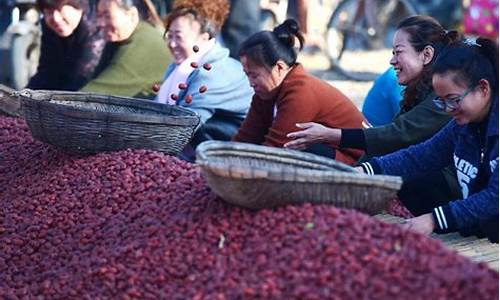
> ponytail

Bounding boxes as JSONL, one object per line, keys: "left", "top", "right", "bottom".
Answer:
{"left": 433, "top": 37, "right": 498, "bottom": 96}
{"left": 273, "top": 19, "right": 305, "bottom": 51}
{"left": 477, "top": 38, "right": 499, "bottom": 93}
{"left": 239, "top": 19, "right": 304, "bottom": 68}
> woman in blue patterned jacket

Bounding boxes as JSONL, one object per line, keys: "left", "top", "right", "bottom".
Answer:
{"left": 359, "top": 38, "right": 499, "bottom": 243}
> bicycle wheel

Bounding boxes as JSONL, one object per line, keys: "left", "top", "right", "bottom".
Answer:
{"left": 325, "top": 0, "right": 417, "bottom": 81}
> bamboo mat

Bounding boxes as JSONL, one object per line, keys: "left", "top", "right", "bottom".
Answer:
{"left": 375, "top": 214, "right": 499, "bottom": 271}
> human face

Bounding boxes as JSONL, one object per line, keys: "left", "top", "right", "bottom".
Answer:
{"left": 43, "top": 4, "right": 83, "bottom": 37}
{"left": 165, "top": 15, "right": 207, "bottom": 65}
{"left": 390, "top": 29, "right": 429, "bottom": 85}
{"left": 97, "top": 0, "right": 138, "bottom": 42}
{"left": 432, "top": 72, "right": 492, "bottom": 125}
{"left": 240, "top": 56, "right": 285, "bottom": 100}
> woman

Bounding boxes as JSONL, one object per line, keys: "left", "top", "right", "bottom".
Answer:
{"left": 80, "top": 0, "right": 172, "bottom": 99}
{"left": 359, "top": 38, "right": 498, "bottom": 242}
{"left": 27, "top": 0, "right": 106, "bottom": 91}
{"left": 232, "top": 19, "right": 366, "bottom": 166}
{"left": 285, "top": 16, "right": 463, "bottom": 207}
{"left": 157, "top": 0, "right": 253, "bottom": 158}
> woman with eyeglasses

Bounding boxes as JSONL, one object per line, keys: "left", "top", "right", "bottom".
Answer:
{"left": 285, "top": 16, "right": 464, "bottom": 213}
{"left": 357, "top": 38, "right": 498, "bottom": 242}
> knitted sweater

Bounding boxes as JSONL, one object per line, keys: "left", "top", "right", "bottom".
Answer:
{"left": 233, "top": 64, "right": 366, "bottom": 165}
{"left": 81, "top": 22, "right": 172, "bottom": 99}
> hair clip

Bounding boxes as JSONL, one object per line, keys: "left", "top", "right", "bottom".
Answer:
{"left": 464, "top": 38, "right": 481, "bottom": 47}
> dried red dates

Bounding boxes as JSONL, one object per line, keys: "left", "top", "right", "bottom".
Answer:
{"left": 0, "top": 116, "right": 497, "bottom": 299}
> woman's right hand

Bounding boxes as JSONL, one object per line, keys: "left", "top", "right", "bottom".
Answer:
{"left": 284, "top": 122, "right": 341, "bottom": 150}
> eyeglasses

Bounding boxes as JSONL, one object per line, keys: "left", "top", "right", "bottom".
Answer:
{"left": 433, "top": 88, "right": 473, "bottom": 111}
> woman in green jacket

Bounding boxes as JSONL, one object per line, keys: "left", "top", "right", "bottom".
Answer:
{"left": 285, "top": 16, "right": 463, "bottom": 214}
{"left": 80, "top": 0, "right": 172, "bottom": 99}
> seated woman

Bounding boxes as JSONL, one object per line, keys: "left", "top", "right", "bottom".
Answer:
{"left": 232, "top": 19, "right": 366, "bottom": 166}
{"left": 80, "top": 0, "right": 172, "bottom": 99}
{"left": 286, "top": 16, "right": 464, "bottom": 209}
{"left": 358, "top": 38, "right": 499, "bottom": 242}
{"left": 157, "top": 0, "right": 253, "bottom": 159}
{"left": 27, "top": 0, "right": 106, "bottom": 91}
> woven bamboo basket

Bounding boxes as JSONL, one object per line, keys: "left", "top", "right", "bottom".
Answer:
{"left": 0, "top": 84, "right": 20, "bottom": 117}
{"left": 196, "top": 141, "right": 403, "bottom": 214}
{"left": 18, "top": 89, "right": 200, "bottom": 155}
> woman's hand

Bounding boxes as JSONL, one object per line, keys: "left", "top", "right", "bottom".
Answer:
{"left": 284, "top": 123, "right": 341, "bottom": 150}
{"left": 354, "top": 166, "right": 364, "bottom": 173}
{"left": 400, "top": 213, "right": 436, "bottom": 235}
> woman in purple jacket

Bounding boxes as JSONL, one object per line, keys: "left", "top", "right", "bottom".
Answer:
{"left": 359, "top": 38, "right": 499, "bottom": 243}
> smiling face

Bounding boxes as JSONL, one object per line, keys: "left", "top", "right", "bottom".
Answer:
{"left": 432, "top": 72, "right": 492, "bottom": 126}
{"left": 390, "top": 29, "right": 430, "bottom": 85}
{"left": 240, "top": 56, "right": 288, "bottom": 100}
{"left": 97, "top": 0, "right": 138, "bottom": 42}
{"left": 43, "top": 4, "right": 83, "bottom": 37}
{"left": 165, "top": 15, "right": 209, "bottom": 65}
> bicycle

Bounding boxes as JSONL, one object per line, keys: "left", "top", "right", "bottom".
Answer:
{"left": 325, "top": 0, "right": 418, "bottom": 81}
{"left": 325, "top": 0, "right": 463, "bottom": 81}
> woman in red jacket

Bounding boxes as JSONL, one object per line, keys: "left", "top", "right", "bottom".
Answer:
{"left": 233, "top": 19, "right": 366, "bottom": 166}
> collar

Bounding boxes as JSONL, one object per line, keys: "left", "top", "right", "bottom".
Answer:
{"left": 274, "top": 63, "right": 303, "bottom": 98}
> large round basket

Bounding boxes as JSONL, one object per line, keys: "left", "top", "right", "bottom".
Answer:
{"left": 18, "top": 89, "right": 200, "bottom": 155}
{"left": 196, "top": 141, "right": 403, "bottom": 214}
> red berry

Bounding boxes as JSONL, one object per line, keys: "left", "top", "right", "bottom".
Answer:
{"left": 193, "top": 45, "right": 199, "bottom": 52}
{"left": 178, "top": 83, "right": 187, "bottom": 90}
{"left": 152, "top": 83, "right": 160, "bottom": 93}
{"left": 203, "top": 63, "right": 212, "bottom": 71}
{"left": 190, "top": 62, "right": 199, "bottom": 69}
{"left": 185, "top": 94, "right": 193, "bottom": 104}
{"left": 198, "top": 86, "right": 207, "bottom": 93}
{"left": 170, "top": 94, "right": 178, "bottom": 101}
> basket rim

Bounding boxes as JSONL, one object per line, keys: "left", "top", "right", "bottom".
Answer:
{"left": 200, "top": 162, "right": 402, "bottom": 189}
{"left": 197, "top": 140, "right": 357, "bottom": 172}
{"left": 196, "top": 141, "right": 403, "bottom": 190}
{"left": 18, "top": 89, "right": 200, "bottom": 126}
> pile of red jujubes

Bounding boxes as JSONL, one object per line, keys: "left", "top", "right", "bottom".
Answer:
{"left": 0, "top": 116, "right": 498, "bottom": 299}
{"left": 387, "top": 198, "right": 414, "bottom": 219}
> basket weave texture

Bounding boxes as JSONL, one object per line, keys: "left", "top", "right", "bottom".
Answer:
{"left": 196, "top": 141, "right": 403, "bottom": 214}
{"left": 19, "top": 89, "right": 200, "bottom": 155}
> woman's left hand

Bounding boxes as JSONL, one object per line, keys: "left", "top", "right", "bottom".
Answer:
{"left": 400, "top": 213, "right": 436, "bottom": 235}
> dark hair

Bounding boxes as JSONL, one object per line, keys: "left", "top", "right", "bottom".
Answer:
{"left": 37, "top": 0, "right": 84, "bottom": 10}
{"left": 396, "top": 15, "right": 462, "bottom": 111}
{"left": 238, "top": 19, "right": 305, "bottom": 69}
{"left": 432, "top": 38, "right": 499, "bottom": 98}
{"left": 164, "top": 0, "right": 230, "bottom": 39}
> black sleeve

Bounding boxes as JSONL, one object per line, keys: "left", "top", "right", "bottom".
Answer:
{"left": 339, "top": 128, "right": 367, "bottom": 150}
